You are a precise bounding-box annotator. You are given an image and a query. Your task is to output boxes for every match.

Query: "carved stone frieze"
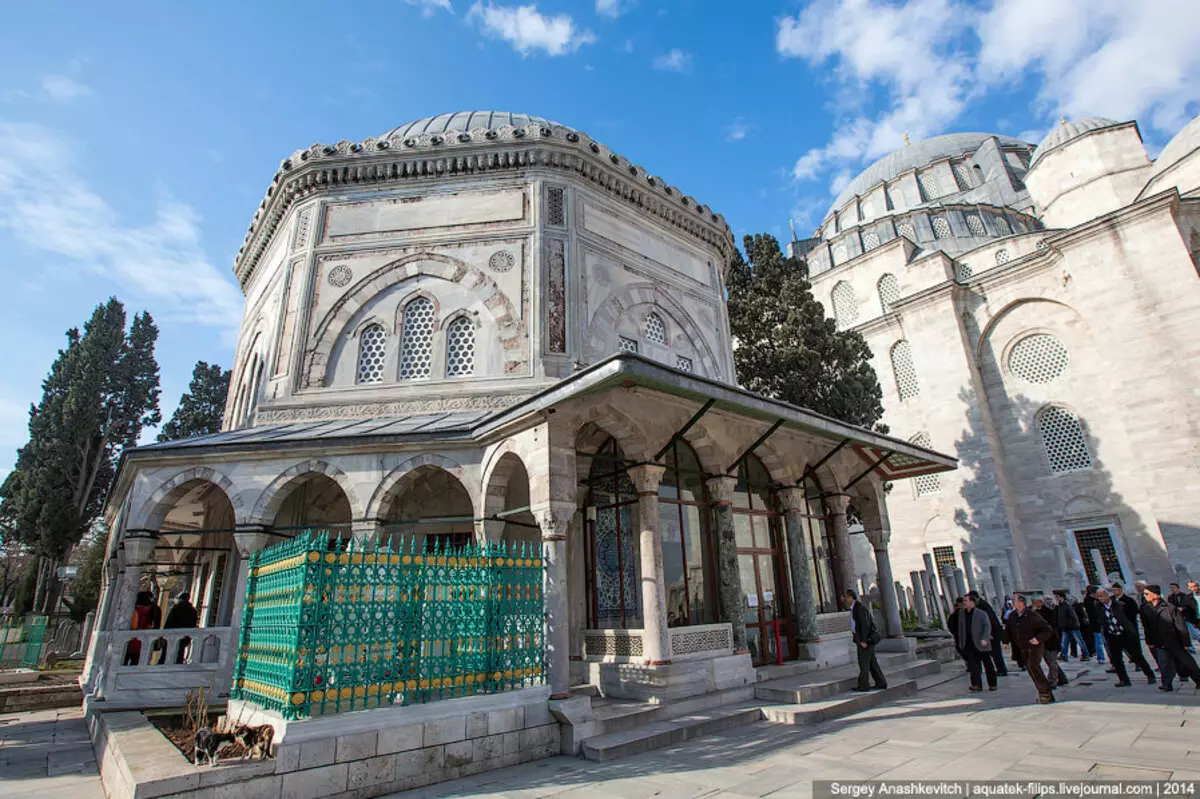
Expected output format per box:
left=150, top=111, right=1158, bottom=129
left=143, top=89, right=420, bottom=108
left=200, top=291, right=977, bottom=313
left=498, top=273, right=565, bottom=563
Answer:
left=546, top=238, right=567, bottom=353
left=254, top=392, right=534, bottom=423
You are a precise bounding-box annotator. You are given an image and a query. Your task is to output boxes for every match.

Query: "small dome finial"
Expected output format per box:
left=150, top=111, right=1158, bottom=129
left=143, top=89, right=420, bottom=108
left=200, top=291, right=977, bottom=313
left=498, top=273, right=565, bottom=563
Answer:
left=1060, top=116, right=1067, bottom=127
left=903, top=131, right=910, bottom=147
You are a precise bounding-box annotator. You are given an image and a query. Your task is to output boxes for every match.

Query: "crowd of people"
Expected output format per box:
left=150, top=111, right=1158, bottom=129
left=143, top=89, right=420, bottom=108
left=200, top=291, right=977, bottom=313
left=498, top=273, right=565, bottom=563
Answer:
left=121, top=590, right=199, bottom=665
left=943, top=580, right=1200, bottom=704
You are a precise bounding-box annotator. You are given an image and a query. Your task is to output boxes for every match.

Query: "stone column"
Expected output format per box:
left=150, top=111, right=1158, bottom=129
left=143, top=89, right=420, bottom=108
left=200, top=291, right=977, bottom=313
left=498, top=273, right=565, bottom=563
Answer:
left=894, top=582, right=907, bottom=614
left=629, top=465, right=670, bottom=665
left=960, top=551, right=977, bottom=593
left=910, top=570, right=929, bottom=624
left=1006, top=546, right=1024, bottom=590
left=989, top=564, right=1005, bottom=603
left=825, top=494, right=856, bottom=600
left=706, top=475, right=747, bottom=654
left=1091, top=550, right=1108, bottom=589
left=115, top=531, right=158, bottom=631
left=474, top=518, right=505, bottom=544
left=350, top=519, right=380, bottom=551
left=953, top=568, right=967, bottom=599
left=537, top=501, right=576, bottom=698
left=779, top=487, right=818, bottom=642
left=229, top=527, right=272, bottom=628
left=865, top=529, right=904, bottom=637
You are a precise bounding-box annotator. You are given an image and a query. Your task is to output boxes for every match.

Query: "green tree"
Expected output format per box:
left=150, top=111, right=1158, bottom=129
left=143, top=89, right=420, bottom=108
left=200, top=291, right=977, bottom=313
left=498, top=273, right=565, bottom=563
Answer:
left=64, top=531, right=108, bottom=622
left=0, top=298, right=160, bottom=612
left=727, top=234, right=885, bottom=431
left=158, top=361, right=231, bottom=442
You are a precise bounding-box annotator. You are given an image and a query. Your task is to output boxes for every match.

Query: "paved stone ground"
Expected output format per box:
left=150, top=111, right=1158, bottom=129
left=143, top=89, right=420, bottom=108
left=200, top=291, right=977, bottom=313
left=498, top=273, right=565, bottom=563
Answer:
left=1, top=660, right=1197, bottom=799
left=0, top=707, right=103, bottom=799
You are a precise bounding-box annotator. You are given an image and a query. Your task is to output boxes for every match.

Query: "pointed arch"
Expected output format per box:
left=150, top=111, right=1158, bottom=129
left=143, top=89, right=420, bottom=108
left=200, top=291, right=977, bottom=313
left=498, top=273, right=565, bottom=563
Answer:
left=132, top=467, right=238, bottom=531
left=367, top=453, right=476, bottom=521
left=249, top=459, right=364, bottom=526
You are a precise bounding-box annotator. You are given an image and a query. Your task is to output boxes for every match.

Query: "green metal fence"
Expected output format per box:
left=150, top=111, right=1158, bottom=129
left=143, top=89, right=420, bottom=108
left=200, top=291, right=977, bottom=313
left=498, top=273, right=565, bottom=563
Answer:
left=0, top=615, right=48, bottom=668
left=231, top=531, right=545, bottom=719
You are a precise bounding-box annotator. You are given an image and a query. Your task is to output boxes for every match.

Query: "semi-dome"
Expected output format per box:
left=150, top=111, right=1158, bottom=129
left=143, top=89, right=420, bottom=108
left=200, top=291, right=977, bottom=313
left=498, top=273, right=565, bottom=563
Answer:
left=381, top=111, right=568, bottom=141
left=829, top=132, right=1031, bottom=215
left=1148, top=114, right=1200, bottom=180
left=1031, top=117, right=1121, bottom=165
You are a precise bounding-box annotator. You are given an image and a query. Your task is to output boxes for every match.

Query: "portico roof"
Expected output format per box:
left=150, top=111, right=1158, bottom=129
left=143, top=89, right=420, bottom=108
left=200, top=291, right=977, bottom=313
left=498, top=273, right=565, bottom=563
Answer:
left=124, top=354, right=955, bottom=483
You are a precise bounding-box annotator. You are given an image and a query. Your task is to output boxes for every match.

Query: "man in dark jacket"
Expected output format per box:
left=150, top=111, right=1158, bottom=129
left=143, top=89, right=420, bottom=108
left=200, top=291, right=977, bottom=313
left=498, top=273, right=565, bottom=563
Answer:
left=1167, top=583, right=1200, bottom=649
left=1083, top=586, right=1107, bottom=664
left=846, top=589, right=887, bottom=691
left=163, top=592, right=199, bottom=664
left=1005, top=594, right=1055, bottom=703
left=1141, top=585, right=1200, bottom=691
left=1095, top=588, right=1156, bottom=686
left=1054, top=590, right=1089, bottom=661
left=960, top=595, right=998, bottom=692
left=947, top=597, right=968, bottom=670
left=1033, top=596, right=1068, bottom=687
left=968, top=591, right=1009, bottom=676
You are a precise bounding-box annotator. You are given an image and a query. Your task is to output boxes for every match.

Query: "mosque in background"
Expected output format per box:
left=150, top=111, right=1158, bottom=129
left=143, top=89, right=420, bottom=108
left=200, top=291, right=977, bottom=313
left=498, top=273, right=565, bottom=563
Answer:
left=792, top=115, right=1200, bottom=598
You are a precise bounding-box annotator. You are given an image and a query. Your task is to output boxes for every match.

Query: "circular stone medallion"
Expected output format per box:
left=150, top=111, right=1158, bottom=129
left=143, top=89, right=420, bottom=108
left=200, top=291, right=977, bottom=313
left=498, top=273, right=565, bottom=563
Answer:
left=327, top=264, right=353, bottom=287
left=488, top=250, right=515, bottom=273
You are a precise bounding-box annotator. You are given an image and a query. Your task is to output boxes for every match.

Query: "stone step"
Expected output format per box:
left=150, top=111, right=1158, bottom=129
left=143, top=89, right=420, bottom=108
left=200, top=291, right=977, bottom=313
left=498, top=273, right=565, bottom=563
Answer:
left=569, top=684, right=601, bottom=698
left=754, top=656, right=934, bottom=704
left=590, top=698, right=665, bottom=736
left=760, top=679, right=919, bottom=725
left=755, top=659, right=820, bottom=682
left=581, top=704, right=764, bottom=762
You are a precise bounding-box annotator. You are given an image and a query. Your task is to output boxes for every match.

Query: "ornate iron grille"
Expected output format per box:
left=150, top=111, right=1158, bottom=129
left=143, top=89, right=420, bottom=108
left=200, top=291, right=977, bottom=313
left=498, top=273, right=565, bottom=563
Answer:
left=932, top=545, right=957, bottom=578
left=232, top=531, right=545, bottom=719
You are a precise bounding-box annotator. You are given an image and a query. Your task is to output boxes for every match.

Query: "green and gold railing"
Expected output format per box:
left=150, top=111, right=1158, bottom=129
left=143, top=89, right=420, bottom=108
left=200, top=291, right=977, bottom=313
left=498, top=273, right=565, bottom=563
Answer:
left=231, top=530, right=544, bottom=719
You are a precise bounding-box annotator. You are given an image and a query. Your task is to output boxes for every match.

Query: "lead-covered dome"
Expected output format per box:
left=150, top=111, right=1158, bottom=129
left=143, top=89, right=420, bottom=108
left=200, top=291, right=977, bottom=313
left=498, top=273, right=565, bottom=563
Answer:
left=381, top=111, right=568, bottom=140
left=1031, top=118, right=1121, bottom=166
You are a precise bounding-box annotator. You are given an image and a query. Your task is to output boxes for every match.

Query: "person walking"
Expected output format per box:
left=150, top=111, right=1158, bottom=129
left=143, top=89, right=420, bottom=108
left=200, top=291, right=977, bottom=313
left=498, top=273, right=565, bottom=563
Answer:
left=1033, top=596, right=1069, bottom=687
left=959, top=594, right=998, bottom=692
left=968, top=590, right=1009, bottom=677
left=846, top=589, right=887, bottom=692
left=1054, top=590, right=1089, bottom=661
left=948, top=597, right=969, bottom=670
left=1140, top=585, right=1200, bottom=692
left=1167, top=583, right=1200, bottom=649
left=1083, top=585, right=1107, bottom=664
left=1095, top=588, right=1156, bottom=687
left=1006, top=594, right=1056, bottom=704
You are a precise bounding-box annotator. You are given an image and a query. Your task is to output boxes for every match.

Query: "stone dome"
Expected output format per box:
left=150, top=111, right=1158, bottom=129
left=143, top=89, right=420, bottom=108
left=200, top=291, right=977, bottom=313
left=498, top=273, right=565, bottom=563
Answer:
left=1148, top=114, right=1200, bottom=180
left=381, top=111, right=568, bottom=141
left=1031, top=117, right=1122, bottom=165
left=828, top=132, right=1031, bottom=216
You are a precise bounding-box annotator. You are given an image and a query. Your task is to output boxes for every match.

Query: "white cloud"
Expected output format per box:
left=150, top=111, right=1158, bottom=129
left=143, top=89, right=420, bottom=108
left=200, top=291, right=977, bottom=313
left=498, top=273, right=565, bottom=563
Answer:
left=595, top=0, right=633, bottom=19
left=39, top=74, right=94, bottom=103
left=653, top=48, right=691, bottom=73
left=405, top=0, right=453, bottom=16
left=726, top=118, right=752, bottom=142
left=0, top=122, right=243, bottom=330
left=468, top=3, right=595, bottom=56
left=778, top=0, right=1200, bottom=191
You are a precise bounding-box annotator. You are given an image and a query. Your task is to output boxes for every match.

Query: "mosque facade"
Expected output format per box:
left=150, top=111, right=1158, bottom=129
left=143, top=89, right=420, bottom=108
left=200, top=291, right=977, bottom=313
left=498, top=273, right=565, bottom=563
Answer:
left=793, top=115, right=1200, bottom=598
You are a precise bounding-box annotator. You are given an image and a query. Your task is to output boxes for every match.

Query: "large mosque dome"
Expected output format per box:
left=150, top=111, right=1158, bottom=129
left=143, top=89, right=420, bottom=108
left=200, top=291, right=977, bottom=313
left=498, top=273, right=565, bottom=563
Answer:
left=1030, top=117, right=1121, bottom=166
left=381, top=111, right=566, bottom=141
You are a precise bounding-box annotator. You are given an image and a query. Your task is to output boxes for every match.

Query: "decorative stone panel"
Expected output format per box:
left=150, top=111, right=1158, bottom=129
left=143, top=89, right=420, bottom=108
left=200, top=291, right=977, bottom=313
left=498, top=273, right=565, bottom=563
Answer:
left=546, top=238, right=566, bottom=353
left=582, top=629, right=645, bottom=661
left=667, top=623, right=733, bottom=661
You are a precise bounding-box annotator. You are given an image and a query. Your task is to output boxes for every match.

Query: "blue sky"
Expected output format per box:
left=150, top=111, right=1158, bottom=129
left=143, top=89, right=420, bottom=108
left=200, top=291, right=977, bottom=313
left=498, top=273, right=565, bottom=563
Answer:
left=1, top=0, right=1196, bottom=476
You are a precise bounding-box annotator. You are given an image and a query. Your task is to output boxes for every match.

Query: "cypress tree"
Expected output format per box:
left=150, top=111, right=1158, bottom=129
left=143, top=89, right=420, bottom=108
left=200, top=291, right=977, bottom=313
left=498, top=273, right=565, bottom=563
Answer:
left=158, top=361, right=231, bottom=442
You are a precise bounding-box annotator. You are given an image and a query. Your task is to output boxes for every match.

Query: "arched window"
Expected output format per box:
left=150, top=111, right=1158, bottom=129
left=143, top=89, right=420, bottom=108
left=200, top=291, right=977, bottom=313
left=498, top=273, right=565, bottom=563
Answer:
left=919, top=171, right=940, bottom=200
left=955, top=262, right=973, bottom=281
left=398, top=297, right=435, bottom=380
left=831, top=242, right=848, bottom=265
left=644, top=311, right=666, bottom=345
left=910, top=433, right=941, bottom=495
left=356, top=323, right=387, bottom=384
left=995, top=248, right=1011, bottom=265
left=862, top=231, right=881, bottom=251
left=801, top=476, right=839, bottom=614
left=831, top=281, right=858, bottom=329
left=585, top=438, right=642, bottom=630
left=891, top=340, right=919, bottom=400
left=965, top=215, right=986, bottom=237
left=444, top=316, right=474, bottom=377
left=878, top=273, right=900, bottom=312
left=732, top=455, right=793, bottom=664
left=952, top=161, right=973, bottom=191
left=1038, top=406, right=1092, bottom=473
left=658, top=440, right=713, bottom=627
left=931, top=216, right=952, bottom=239
left=896, top=221, right=916, bottom=241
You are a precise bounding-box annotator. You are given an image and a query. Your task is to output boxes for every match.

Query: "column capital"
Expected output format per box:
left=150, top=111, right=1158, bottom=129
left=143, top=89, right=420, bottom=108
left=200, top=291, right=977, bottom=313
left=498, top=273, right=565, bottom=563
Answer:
left=233, top=526, right=272, bottom=558
left=705, top=474, right=738, bottom=503
left=122, top=530, right=158, bottom=564
left=864, top=527, right=890, bottom=549
left=534, top=501, right=577, bottom=541
left=475, top=519, right=506, bottom=542
left=627, top=464, right=666, bottom=495
left=778, top=486, right=806, bottom=513
left=825, top=493, right=851, bottom=515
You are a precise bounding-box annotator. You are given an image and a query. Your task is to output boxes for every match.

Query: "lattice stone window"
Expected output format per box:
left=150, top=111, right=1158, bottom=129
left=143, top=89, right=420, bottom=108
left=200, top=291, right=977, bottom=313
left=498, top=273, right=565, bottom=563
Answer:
left=356, top=323, right=387, bottom=384
left=911, top=434, right=941, bottom=496
left=444, top=316, right=475, bottom=377
left=931, top=216, right=952, bottom=239
left=995, top=248, right=1011, bottom=265
left=546, top=186, right=566, bottom=226
left=952, top=161, right=973, bottom=191
left=831, top=281, right=858, bottom=329
left=1008, top=333, right=1068, bottom=384
left=878, top=273, right=900, bottom=312
left=954, top=262, right=973, bottom=281
left=994, top=215, right=1013, bottom=235
left=1039, top=406, right=1092, bottom=473
left=831, top=242, right=848, bottom=265
left=399, top=297, right=435, bottom=380
left=1036, top=238, right=1050, bottom=252
left=896, top=221, right=916, bottom=240
left=891, top=340, right=919, bottom=400
left=675, top=355, right=693, bottom=372
left=644, top=312, right=666, bottom=345
left=966, top=215, right=986, bottom=237
left=919, top=171, right=940, bottom=200
left=618, top=336, right=639, bottom=354
left=862, top=231, right=881, bottom=251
